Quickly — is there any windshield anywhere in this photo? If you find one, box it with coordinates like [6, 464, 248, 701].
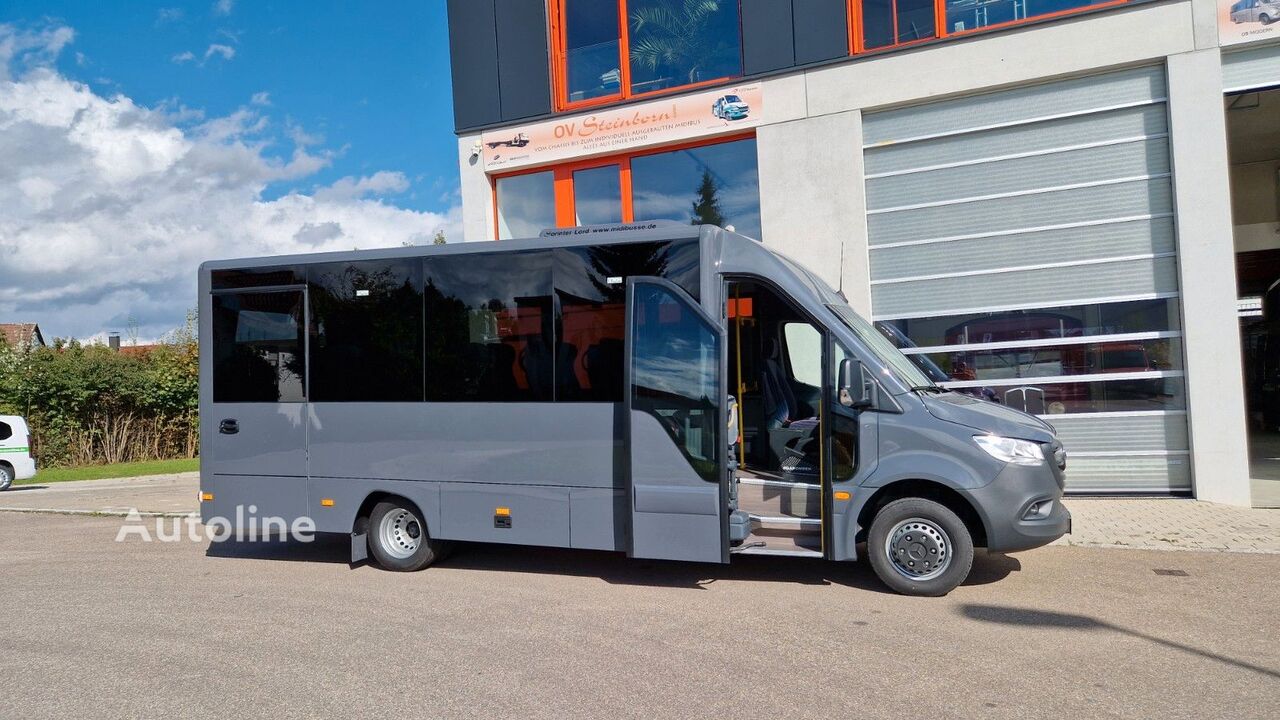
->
[827, 303, 935, 389]
[723, 95, 742, 103]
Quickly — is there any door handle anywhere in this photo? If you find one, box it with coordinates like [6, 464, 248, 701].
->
[219, 419, 239, 435]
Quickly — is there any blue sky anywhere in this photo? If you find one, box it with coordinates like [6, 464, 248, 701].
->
[4, 0, 459, 212]
[0, 2, 467, 340]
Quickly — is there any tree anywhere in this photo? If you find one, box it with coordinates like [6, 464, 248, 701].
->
[433, 230, 447, 245]
[690, 169, 725, 228]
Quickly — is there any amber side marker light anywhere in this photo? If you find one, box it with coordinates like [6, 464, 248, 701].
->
[834, 491, 851, 501]
[200, 492, 214, 502]
[320, 498, 335, 507]
[495, 507, 511, 516]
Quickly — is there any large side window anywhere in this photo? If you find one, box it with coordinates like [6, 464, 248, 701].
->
[0, 422, 11, 442]
[212, 290, 306, 403]
[307, 260, 424, 402]
[554, 240, 702, 401]
[425, 251, 555, 401]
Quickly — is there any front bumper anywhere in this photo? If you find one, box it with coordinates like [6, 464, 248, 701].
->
[969, 461, 1071, 553]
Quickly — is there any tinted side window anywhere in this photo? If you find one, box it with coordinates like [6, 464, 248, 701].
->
[211, 266, 305, 290]
[425, 251, 554, 401]
[554, 240, 701, 401]
[0, 422, 11, 441]
[308, 260, 424, 402]
[212, 291, 306, 402]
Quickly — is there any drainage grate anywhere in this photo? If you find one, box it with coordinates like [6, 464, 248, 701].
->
[1153, 569, 1189, 577]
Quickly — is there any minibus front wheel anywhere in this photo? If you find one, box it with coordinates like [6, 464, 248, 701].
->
[867, 498, 974, 597]
[367, 498, 448, 572]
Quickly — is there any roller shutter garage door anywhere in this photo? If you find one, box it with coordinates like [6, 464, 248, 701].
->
[863, 65, 1190, 493]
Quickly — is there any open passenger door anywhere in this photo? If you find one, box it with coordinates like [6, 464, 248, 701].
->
[624, 278, 728, 563]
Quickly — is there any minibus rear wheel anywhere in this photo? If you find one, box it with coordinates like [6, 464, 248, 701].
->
[867, 498, 974, 597]
[0, 463, 12, 491]
[367, 499, 447, 572]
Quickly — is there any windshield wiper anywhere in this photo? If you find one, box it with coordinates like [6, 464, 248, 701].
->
[911, 385, 944, 394]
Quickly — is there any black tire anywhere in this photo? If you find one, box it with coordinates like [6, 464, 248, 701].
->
[366, 499, 448, 572]
[1262, 13, 1274, 24]
[0, 464, 12, 491]
[867, 497, 974, 597]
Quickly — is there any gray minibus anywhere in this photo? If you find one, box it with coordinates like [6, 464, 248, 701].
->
[199, 223, 1070, 596]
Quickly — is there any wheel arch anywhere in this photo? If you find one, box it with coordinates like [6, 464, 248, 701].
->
[855, 478, 989, 548]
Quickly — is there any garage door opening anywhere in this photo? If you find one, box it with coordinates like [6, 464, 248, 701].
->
[1226, 86, 1280, 508]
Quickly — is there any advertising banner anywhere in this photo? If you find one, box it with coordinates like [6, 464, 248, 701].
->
[481, 83, 763, 172]
[1220, 0, 1280, 47]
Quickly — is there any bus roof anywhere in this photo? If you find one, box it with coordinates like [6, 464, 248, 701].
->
[199, 221, 710, 273]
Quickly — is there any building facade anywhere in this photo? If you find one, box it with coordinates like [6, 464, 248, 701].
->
[446, 0, 1280, 507]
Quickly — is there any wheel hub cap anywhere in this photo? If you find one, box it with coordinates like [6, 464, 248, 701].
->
[379, 509, 422, 560]
[885, 518, 952, 581]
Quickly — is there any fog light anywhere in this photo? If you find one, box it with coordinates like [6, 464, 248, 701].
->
[1023, 499, 1054, 520]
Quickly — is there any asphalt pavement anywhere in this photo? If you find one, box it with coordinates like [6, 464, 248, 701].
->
[0, 511, 1276, 719]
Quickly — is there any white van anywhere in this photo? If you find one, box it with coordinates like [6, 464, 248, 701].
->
[1231, 0, 1280, 24]
[0, 416, 36, 490]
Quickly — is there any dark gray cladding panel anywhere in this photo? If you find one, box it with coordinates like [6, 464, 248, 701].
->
[741, 0, 796, 75]
[447, 0, 502, 130]
[495, 0, 553, 121]
[793, 0, 849, 65]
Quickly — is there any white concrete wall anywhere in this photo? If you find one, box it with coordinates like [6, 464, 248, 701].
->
[1167, 49, 1254, 506]
[458, 133, 494, 242]
[755, 110, 872, 315]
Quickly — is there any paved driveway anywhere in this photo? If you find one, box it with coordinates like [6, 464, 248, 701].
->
[0, 511, 1276, 719]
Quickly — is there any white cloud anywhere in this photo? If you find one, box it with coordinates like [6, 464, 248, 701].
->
[250, 91, 270, 106]
[171, 50, 195, 64]
[213, 0, 235, 16]
[156, 8, 184, 25]
[314, 171, 411, 203]
[203, 43, 235, 62]
[0, 23, 462, 341]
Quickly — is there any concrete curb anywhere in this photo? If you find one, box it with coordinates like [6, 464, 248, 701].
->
[0, 507, 196, 519]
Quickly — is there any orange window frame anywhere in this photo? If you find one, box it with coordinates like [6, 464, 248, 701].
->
[548, 0, 744, 113]
[492, 131, 756, 240]
[848, 0, 1133, 54]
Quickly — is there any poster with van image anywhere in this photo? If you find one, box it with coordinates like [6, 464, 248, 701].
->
[481, 83, 763, 171]
[1221, 0, 1280, 46]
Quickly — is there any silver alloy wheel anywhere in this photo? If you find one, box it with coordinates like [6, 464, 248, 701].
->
[378, 508, 423, 560]
[883, 517, 952, 581]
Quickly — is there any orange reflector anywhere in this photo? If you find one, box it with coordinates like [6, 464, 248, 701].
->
[200, 492, 214, 502]
[320, 498, 335, 507]
[495, 507, 511, 516]
[834, 491, 851, 501]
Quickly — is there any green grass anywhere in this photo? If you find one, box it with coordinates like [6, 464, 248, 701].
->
[15, 457, 199, 485]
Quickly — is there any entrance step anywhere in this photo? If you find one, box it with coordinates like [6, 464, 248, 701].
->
[736, 477, 821, 519]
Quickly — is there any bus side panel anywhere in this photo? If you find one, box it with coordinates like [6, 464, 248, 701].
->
[569, 488, 627, 551]
[307, 403, 619, 488]
[439, 483, 571, 548]
[201, 475, 309, 528]
[304, 478, 442, 536]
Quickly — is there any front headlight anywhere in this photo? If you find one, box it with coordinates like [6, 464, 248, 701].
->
[974, 435, 1045, 466]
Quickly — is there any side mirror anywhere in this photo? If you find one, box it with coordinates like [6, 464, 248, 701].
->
[726, 395, 740, 449]
[838, 358, 874, 410]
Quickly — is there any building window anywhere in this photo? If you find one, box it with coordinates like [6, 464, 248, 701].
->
[496, 170, 556, 240]
[631, 137, 760, 239]
[850, 0, 1130, 53]
[493, 135, 761, 240]
[551, 0, 743, 111]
